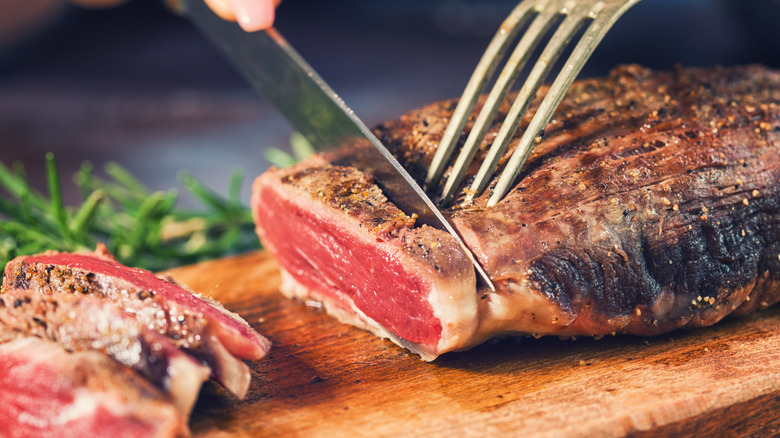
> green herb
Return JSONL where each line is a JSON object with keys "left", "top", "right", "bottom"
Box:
{"left": 265, "top": 132, "right": 315, "bottom": 168}
{"left": 0, "top": 154, "right": 260, "bottom": 272}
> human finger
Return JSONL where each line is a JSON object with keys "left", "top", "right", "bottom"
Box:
{"left": 205, "top": 0, "right": 281, "bottom": 32}
{"left": 231, "top": 0, "right": 278, "bottom": 32}
{"left": 203, "top": 0, "right": 236, "bottom": 21}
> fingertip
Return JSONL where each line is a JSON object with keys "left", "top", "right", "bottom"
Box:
{"left": 233, "top": 0, "right": 276, "bottom": 32}
{"left": 204, "top": 0, "right": 236, "bottom": 21}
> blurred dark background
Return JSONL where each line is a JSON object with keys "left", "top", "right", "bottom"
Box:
{"left": 0, "top": 0, "right": 778, "bottom": 206}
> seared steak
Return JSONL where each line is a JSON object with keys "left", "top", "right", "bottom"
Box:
{"left": 0, "top": 286, "right": 211, "bottom": 415}
{"left": 0, "top": 246, "right": 272, "bottom": 435}
{"left": 252, "top": 64, "right": 780, "bottom": 360}
{"left": 3, "top": 245, "right": 271, "bottom": 399}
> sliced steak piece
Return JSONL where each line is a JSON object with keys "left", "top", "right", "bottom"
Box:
{"left": 2, "top": 245, "right": 272, "bottom": 398}
{"left": 0, "top": 335, "right": 187, "bottom": 438}
{"left": 253, "top": 162, "right": 477, "bottom": 359}
{"left": 252, "top": 64, "right": 780, "bottom": 360}
{"left": 0, "top": 287, "right": 210, "bottom": 415}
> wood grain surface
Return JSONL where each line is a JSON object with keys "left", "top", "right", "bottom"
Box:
{"left": 164, "top": 251, "right": 780, "bottom": 437}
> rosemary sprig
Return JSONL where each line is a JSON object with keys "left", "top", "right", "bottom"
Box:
{"left": 265, "top": 132, "right": 316, "bottom": 168}
{"left": 0, "top": 155, "right": 260, "bottom": 272}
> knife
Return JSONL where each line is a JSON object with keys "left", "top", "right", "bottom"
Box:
{"left": 169, "top": 0, "right": 494, "bottom": 290}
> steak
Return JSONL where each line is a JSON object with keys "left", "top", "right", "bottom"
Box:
{"left": 2, "top": 245, "right": 271, "bottom": 399}
{"left": 0, "top": 286, "right": 211, "bottom": 415}
{"left": 252, "top": 64, "right": 780, "bottom": 360}
{"left": 0, "top": 245, "right": 272, "bottom": 435}
{"left": 0, "top": 334, "right": 187, "bottom": 438}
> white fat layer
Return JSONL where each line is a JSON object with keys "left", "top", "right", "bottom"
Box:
{"left": 52, "top": 388, "right": 102, "bottom": 425}
{"left": 426, "top": 270, "right": 478, "bottom": 355}
{"left": 0, "top": 336, "right": 40, "bottom": 354}
{"left": 5, "top": 339, "right": 115, "bottom": 428}
{"left": 16, "top": 386, "right": 115, "bottom": 429}
{"left": 203, "top": 334, "right": 251, "bottom": 400}
{"left": 462, "top": 287, "right": 563, "bottom": 348}
{"left": 166, "top": 355, "right": 211, "bottom": 416}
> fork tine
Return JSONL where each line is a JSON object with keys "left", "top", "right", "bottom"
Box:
{"left": 424, "top": 1, "right": 540, "bottom": 190}
{"left": 436, "top": 4, "right": 566, "bottom": 205}
{"left": 462, "top": 1, "right": 592, "bottom": 205}
{"left": 486, "top": 0, "right": 641, "bottom": 207}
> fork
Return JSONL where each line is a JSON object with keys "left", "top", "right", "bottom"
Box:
{"left": 425, "top": 0, "right": 641, "bottom": 207}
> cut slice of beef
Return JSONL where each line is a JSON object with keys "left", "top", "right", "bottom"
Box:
{"left": 0, "top": 287, "right": 210, "bottom": 415}
{"left": 2, "top": 245, "right": 272, "bottom": 398}
{"left": 253, "top": 163, "right": 477, "bottom": 359}
{"left": 0, "top": 335, "right": 187, "bottom": 438}
{"left": 252, "top": 64, "right": 780, "bottom": 360}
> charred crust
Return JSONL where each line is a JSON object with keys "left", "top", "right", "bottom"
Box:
{"left": 139, "top": 336, "right": 173, "bottom": 387}
{"left": 137, "top": 290, "right": 155, "bottom": 300}
{"left": 3, "top": 259, "right": 209, "bottom": 352}
{"left": 526, "top": 174, "right": 780, "bottom": 333}
{"left": 375, "top": 65, "right": 780, "bottom": 212}
{"left": 13, "top": 261, "right": 31, "bottom": 290}
{"left": 281, "top": 164, "right": 416, "bottom": 237}
{"left": 32, "top": 316, "right": 47, "bottom": 329}
{"left": 441, "top": 65, "right": 779, "bottom": 334}
{"left": 0, "top": 265, "right": 213, "bottom": 390}
{"left": 13, "top": 272, "right": 29, "bottom": 290}
{"left": 6, "top": 262, "right": 103, "bottom": 297}
{"left": 13, "top": 297, "right": 30, "bottom": 308}
{"left": 397, "top": 227, "right": 472, "bottom": 278}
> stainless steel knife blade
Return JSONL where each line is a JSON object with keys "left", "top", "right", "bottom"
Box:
{"left": 172, "top": 0, "right": 494, "bottom": 290}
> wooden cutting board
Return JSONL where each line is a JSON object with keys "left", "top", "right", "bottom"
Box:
{"left": 165, "top": 251, "right": 780, "bottom": 437}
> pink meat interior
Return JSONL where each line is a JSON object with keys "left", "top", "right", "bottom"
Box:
{"left": 0, "top": 342, "right": 158, "bottom": 438}
{"left": 256, "top": 184, "right": 442, "bottom": 348}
